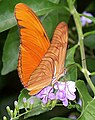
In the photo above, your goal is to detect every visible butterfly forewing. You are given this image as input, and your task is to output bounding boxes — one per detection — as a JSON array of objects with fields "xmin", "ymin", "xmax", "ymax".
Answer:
[{"xmin": 15, "ymin": 3, "xmax": 50, "ymax": 87}]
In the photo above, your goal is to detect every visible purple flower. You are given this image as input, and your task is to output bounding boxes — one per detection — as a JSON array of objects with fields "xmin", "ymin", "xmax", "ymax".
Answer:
[
  {"xmin": 30, "ymin": 99, "xmax": 34, "ymax": 105},
  {"xmin": 23, "ymin": 97, "xmax": 26, "ymax": 103},
  {"xmin": 77, "ymin": 98, "xmax": 82, "ymax": 107},
  {"xmin": 80, "ymin": 11, "xmax": 93, "ymax": 26},
  {"xmin": 56, "ymin": 90, "xmax": 68, "ymax": 106},
  {"xmin": 36, "ymin": 86, "xmax": 56, "ymax": 104},
  {"xmin": 54, "ymin": 81, "xmax": 76, "ymax": 106}
]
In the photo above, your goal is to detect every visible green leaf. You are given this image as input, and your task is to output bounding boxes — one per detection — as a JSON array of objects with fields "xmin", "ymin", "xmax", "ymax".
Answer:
[
  {"xmin": 91, "ymin": 76, "xmax": 95, "ymax": 86},
  {"xmin": 76, "ymin": 80, "xmax": 92, "ymax": 110},
  {"xmin": 84, "ymin": 34, "xmax": 95, "ymax": 49},
  {"xmin": 31, "ymin": 0, "xmax": 68, "ymax": 16},
  {"xmin": 50, "ymin": 117, "xmax": 73, "ymax": 120},
  {"xmin": 62, "ymin": 45, "xmax": 78, "ymax": 82},
  {"xmin": 1, "ymin": 26, "xmax": 19, "ymax": 75},
  {"xmin": 76, "ymin": 80, "xmax": 95, "ymax": 120},
  {"xmin": 48, "ymin": 0, "xmax": 60, "ymax": 4},
  {"xmin": 18, "ymin": 89, "xmax": 48, "ymax": 119},
  {"xmin": 65, "ymin": 65, "xmax": 77, "ymax": 81},
  {"xmin": 0, "ymin": 0, "xmax": 16, "ymax": 32},
  {"xmin": 18, "ymin": 89, "xmax": 30, "ymax": 109},
  {"xmin": 42, "ymin": 0, "xmax": 70, "ymax": 38},
  {"xmin": 78, "ymin": 98, "xmax": 95, "ymax": 120},
  {"xmin": 87, "ymin": 57, "xmax": 95, "ymax": 72},
  {"xmin": 65, "ymin": 44, "xmax": 78, "ymax": 66},
  {"xmin": 24, "ymin": 105, "xmax": 48, "ymax": 119}
]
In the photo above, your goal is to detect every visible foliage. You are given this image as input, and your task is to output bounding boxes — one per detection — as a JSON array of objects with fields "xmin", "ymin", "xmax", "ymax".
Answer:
[{"xmin": 0, "ymin": 0, "xmax": 95, "ymax": 120}]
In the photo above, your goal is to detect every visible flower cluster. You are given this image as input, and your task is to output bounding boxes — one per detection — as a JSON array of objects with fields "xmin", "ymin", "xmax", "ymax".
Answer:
[
  {"xmin": 36, "ymin": 81, "xmax": 76, "ymax": 107},
  {"xmin": 36, "ymin": 86, "xmax": 56, "ymax": 104},
  {"xmin": 80, "ymin": 11, "xmax": 93, "ymax": 26}
]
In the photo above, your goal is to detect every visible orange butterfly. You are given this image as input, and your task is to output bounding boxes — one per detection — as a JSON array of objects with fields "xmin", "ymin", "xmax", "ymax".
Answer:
[{"xmin": 15, "ymin": 3, "xmax": 68, "ymax": 96}]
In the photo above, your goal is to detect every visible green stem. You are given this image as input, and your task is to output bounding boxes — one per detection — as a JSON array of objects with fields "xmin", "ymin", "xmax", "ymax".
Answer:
[
  {"xmin": 12, "ymin": 110, "xmax": 29, "ymax": 120},
  {"xmin": 67, "ymin": 0, "xmax": 95, "ymax": 94},
  {"xmin": 84, "ymin": 30, "xmax": 95, "ymax": 37}
]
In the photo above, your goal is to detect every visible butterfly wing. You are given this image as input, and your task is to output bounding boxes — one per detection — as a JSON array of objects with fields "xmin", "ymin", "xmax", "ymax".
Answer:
[
  {"xmin": 27, "ymin": 22, "xmax": 68, "ymax": 95},
  {"xmin": 15, "ymin": 3, "xmax": 50, "ymax": 87}
]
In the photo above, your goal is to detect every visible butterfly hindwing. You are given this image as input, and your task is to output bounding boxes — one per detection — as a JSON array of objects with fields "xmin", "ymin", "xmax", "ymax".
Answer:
[{"xmin": 27, "ymin": 22, "xmax": 68, "ymax": 95}]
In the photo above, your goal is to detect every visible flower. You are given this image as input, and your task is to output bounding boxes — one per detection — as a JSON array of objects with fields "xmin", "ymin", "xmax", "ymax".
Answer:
[
  {"xmin": 14, "ymin": 101, "xmax": 19, "ymax": 111},
  {"xmin": 36, "ymin": 86, "xmax": 56, "ymax": 104},
  {"xmin": 36, "ymin": 81, "xmax": 76, "ymax": 107},
  {"xmin": 54, "ymin": 81, "xmax": 76, "ymax": 106},
  {"xmin": 23, "ymin": 97, "xmax": 27, "ymax": 103},
  {"xmin": 23, "ymin": 97, "xmax": 28, "ymax": 108},
  {"xmin": 29, "ymin": 99, "xmax": 34, "ymax": 110},
  {"xmin": 80, "ymin": 11, "xmax": 93, "ymax": 26}
]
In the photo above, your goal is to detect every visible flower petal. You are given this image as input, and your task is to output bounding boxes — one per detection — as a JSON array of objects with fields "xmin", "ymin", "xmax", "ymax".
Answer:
[
  {"xmin": 46, "ymin": 86, "xmax": 53, "ymax": 93},
  {"xmin": 66, "ymin": 81, "xmax": 76, "ymax": 93},
  {"xmin": 48, "ymin": 93, "xmax": 56, "ymax": 100},
  {"xmin": 42, "ymin": 96, "xmax": 48, "ymax": 104},
  {"xmin": 62, "ymin": 98, "xmax": 68, "ymax": 106},
  {"xmin": 66, "ymin": 92, "xmax": 76, "ymax": 100},
  {"xmin": 54, "ymin": 82, "xmax": 65, "ymax": 90},
  {"xmin": 56, "ymin": 90, "xmax": 65, "ymax": 100},
  {"xmin": 80, "ymin": 11, "xmax": 93, "ymax": 26}
]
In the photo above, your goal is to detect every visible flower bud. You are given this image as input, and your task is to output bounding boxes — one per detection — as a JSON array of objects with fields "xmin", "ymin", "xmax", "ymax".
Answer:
[
  {"xmin": 14, "ymin": 101, "xmax": 19, "ymax": 111},
  {"xmin": 6, "ymin": 106, "xmax": 11, "ymax": 116},
  {"xmin": 29, "ymin": 99, "xmax": 34, "ymax": 110},
  {"xmin": 23, "ymin": 97, "xmax": 28, "ymax": 110},
  {"xmin": 10, "ymin": 110, "xmax": 13, "ymax": 118},
  {"xmin": 23, "ymin": 97, "xmax": 26, "ymax": 103},
  {"xmin": 3, "ymin": 116, "xmax": 7, "ymax": 120}
]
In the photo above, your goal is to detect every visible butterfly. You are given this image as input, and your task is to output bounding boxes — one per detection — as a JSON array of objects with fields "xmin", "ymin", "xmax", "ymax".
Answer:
[{"xmin": 15, "ymin": 3, "xmax": 68, "ymax": 96}]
